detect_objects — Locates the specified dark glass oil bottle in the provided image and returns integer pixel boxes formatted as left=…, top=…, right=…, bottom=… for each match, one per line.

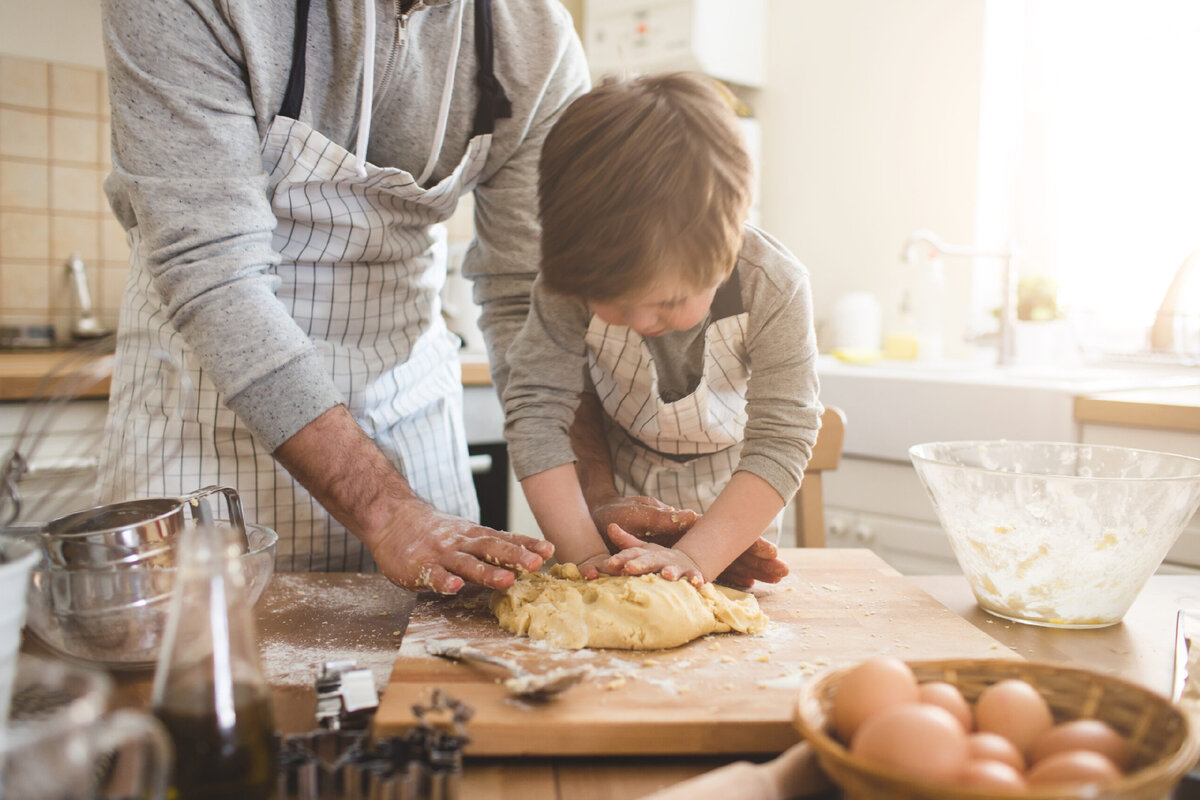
left=151, top=514, right=276, bottom=800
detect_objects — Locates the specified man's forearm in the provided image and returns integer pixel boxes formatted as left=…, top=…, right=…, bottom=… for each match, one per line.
left=571, top=392, right=619, bottom=507
left=273, top=404, right=423, bottom=547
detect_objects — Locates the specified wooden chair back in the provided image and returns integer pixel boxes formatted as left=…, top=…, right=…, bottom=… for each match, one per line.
left=795, top=405, right=846, bottom=548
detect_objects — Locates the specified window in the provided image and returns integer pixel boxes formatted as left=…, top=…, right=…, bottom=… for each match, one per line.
left=977, top=0, right=1200, bottom=358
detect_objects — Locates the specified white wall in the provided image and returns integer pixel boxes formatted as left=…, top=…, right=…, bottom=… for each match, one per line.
left=0, top=0, right=105, bottom=68
left=756, top=0, right=986, bottom=349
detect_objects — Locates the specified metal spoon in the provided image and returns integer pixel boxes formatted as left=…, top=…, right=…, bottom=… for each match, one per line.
left=425, top=640, right=590, bottom=700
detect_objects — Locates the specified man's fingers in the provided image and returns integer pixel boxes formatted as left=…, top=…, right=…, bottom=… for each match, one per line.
left=488, top=528, right=555, bottom=560
left=414, top=562, right=466, bottom=594
left=717, top=563, right=756, bottom=589
left=461, top=536, right=547, bottom=573
left=743, top=537, right=778, bottom=559
left=443, top=551, right=519, bottom=590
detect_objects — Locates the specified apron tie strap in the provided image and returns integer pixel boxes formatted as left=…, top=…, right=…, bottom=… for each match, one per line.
left=472, top=0, right=512, bottom=137
left=279, top=0, right=312, bottom=119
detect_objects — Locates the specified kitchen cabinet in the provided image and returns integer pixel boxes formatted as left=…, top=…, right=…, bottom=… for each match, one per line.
left=582, top=0, right=766, bottom=88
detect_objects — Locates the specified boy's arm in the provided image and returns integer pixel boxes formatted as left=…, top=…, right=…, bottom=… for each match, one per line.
left=520, top=463, right=612, bottom=578
left=606, top=471, right=785, bottom=583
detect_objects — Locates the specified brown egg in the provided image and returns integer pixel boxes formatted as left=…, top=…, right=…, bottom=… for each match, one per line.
left=974, top=679, right=1054, bottom=756
left=967, top=732, right=1026, bottom=773
left=1030, top=719, right=1132, bottom=771
left=1027, top=749, right=1122, bottom=786
left=918, top=681, right=973, bottom=731
left=833, top=656, right=919, bottom=742
left=959, top=759, right=1027, bottom=792
left=851, top=703, right=969, bottom=783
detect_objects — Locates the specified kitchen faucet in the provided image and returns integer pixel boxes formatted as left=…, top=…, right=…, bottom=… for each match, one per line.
left=66, top=253, right=111, bottom=340
left=901, top=230, right=1018, bottom=366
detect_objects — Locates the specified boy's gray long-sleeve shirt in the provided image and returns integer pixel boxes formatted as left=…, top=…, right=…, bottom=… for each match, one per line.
left=101, top=0, right=589, bottom=450
left=503, top=226, right=823, bottom=504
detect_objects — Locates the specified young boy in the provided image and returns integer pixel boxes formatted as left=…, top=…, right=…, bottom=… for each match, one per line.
left=502, top=72, right=822, bottom=585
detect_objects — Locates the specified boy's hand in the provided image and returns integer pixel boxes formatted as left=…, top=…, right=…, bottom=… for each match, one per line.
left=575, top=550, right=620, bottom=579
left=591, top=494, right=699, bottom=540
left=604, top=525, right=705, bottom=584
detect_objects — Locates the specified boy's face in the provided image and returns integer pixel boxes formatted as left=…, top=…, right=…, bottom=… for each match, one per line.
left=589, top=278, right=721, bottom=338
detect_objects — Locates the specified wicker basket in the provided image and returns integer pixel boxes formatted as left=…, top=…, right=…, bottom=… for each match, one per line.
left=793, top=658, right=1200, bottom=800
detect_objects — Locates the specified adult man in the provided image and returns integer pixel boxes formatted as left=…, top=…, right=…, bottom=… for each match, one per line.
left=98, top=0, right=786, bottom=592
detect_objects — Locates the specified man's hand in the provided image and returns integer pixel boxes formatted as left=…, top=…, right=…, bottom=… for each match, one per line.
left=275, top=405, right=554, bottom=595
left=713, top=536, right=789, bottom=589
left=368, top=499, right=554, bottom=594
left=591, top=493, right=699, bottom=541
left=598, top=505, right=788, bottom=588
left=604, top=525, right=704, bottom=584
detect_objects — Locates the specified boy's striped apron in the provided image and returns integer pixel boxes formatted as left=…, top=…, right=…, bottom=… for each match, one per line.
left=585, top=272, right=782, bottom=542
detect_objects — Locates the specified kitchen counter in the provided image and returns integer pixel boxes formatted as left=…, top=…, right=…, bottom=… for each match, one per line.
left=23, top=551, right=1200, bottom=799
left=0, top=349, right=494, bottom=402
left=1075, top=384, right=1200, bottom=433
left=0, top=350, right=112, bottom=400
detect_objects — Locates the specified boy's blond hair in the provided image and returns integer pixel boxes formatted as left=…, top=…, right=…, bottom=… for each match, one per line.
left=538, top=72, right=754, bottom=301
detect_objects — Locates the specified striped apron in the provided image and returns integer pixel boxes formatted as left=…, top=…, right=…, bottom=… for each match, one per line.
left=99, top=0, right=510, bottom=571
left=586, top=272, right=782, bottom=541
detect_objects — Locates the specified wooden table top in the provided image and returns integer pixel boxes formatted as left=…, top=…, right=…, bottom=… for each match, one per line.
left=23, top=551, right=1200, bottom=800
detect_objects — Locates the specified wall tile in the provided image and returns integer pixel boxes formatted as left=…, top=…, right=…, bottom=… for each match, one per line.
left=0, top=108, right=49, bottom=160
left=49, top=165, right=101, bottom=214
left=0, top=260, right=50, bottom=312
left=97, top=71, right=110, bottom=120
left=100, top=216, right=129, bottom=263
left=0, top=57, right=49, bottom=110
left=51, top=115, right=99, bottom=164
left=0, top=160, right=49, bottom=209
left=0, top=211, right=50, bottom=260
left=51, top=215, right=100, bottom=264
left=49, top=64, right=99, bottom=115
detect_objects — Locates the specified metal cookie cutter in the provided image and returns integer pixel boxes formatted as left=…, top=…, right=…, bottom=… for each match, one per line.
left=316, top=660, right=380, bottom=731
left=278, top=667, right=473, bottom=800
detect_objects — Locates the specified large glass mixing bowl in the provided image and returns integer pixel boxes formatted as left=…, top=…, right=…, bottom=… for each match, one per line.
left=910, top=441, right=1200, bottom=628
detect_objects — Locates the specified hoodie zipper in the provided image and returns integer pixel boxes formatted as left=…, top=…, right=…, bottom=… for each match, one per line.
left=373, top=0, right=412, bottom=111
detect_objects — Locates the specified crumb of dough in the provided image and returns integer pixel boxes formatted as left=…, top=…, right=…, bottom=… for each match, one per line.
left=642, top=659, right=660, bottom=667
left=604, top=677, right=627, bottom=691
left=720, top=656, right=736, bottom=663
left=756, top=654, right=771, bottom=663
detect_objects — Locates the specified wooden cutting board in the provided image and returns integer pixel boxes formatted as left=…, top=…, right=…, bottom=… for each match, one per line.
left=375, top=548, right=1015, bottom=756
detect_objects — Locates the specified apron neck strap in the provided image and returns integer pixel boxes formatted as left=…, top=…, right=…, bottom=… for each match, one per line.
left=710, top=268, right=744, bottom=321
left=353, top=0, right=377, bottom=163
left=279, top=0, right=510, bottom=159
left=471, top=0, right=512, bottom=137
left=278, top=0, right=312, bottom=120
